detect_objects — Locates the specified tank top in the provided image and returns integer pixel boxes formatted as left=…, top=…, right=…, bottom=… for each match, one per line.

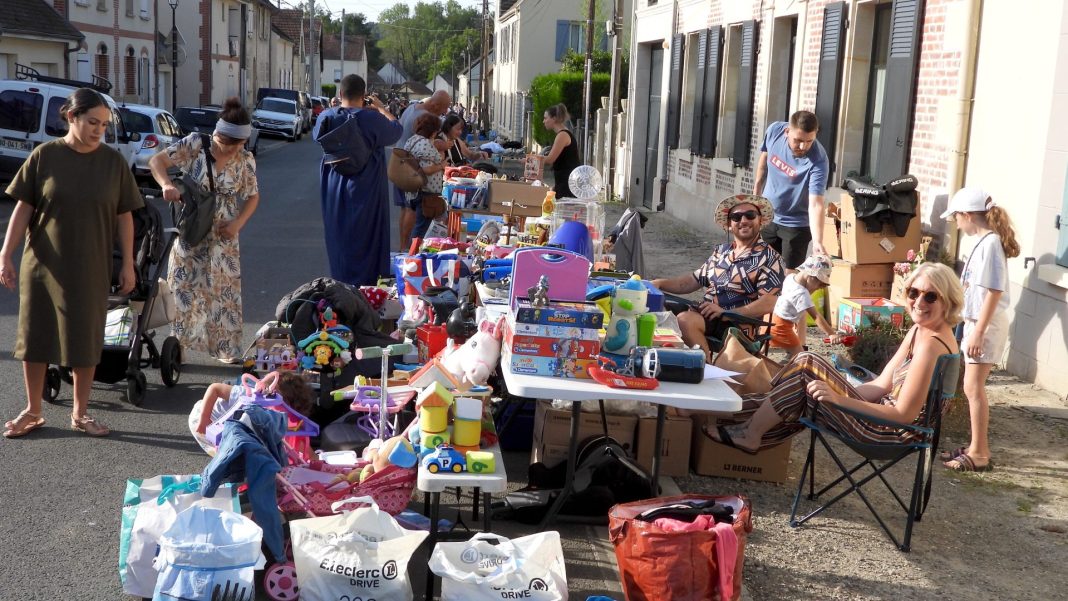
left=445, top=138, right=467, bottom=166
left=551, top=129, right=581, bottom=198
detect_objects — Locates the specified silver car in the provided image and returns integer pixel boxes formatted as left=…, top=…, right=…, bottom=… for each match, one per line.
left=252, top=98, right=302, bottom=141
left=119, top=105, right=183, bottom=180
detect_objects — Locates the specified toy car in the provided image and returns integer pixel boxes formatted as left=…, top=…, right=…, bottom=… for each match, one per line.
left=422, top=444, right=467, bottom=474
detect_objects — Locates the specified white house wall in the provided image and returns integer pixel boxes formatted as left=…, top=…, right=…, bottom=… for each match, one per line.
left=0, top=38, right=68, bottom=80
left=68, top=0, right=156, bottom=104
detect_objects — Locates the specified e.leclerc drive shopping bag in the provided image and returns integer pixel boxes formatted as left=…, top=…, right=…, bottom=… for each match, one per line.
left=428, top=532, right=568, bottom=601
left=290, top=496, right=428, bottom=601
left=118, top=475, right=240, bottom=597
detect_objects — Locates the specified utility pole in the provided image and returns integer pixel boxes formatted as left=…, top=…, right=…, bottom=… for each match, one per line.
left=479, top=0, right=489, bottom=133
left=581, top=0, right=596, bottom=164
left=605, top=0, right=623, bottom=203
left=340, top=9, right=346, bottom=83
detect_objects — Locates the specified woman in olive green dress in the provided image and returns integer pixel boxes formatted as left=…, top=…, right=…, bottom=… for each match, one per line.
left=0, top=88, right=142, bottom=438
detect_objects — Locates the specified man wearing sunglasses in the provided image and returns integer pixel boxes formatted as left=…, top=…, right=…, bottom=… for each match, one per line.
left=753, top=110, right=829, bottom=269
left=652, top=194, right=785, bottom=361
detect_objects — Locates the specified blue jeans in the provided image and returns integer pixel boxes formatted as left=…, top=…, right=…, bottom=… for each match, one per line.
left=409, top=193, right=433, bottom=244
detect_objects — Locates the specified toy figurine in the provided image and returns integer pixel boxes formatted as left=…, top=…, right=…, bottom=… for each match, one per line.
left=602, top=277, right=648, bottom=356
left=446, top=299, right=478, bottom=340
left=527, top=275, right=550, bottom=308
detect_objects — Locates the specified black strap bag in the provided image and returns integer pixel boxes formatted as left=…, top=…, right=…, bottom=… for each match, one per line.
left=316, top=108, right=372, bottom=177
left=174, top=134, right=217, bottom=246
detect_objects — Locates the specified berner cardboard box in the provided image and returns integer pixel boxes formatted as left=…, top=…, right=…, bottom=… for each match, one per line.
left=827, top=259, right=894, bottom=327
left=839, top=196, right=921, bottom=264
left=531, top=400, right=638, bottom=468
left=488, top=180, right=547, bottom=218
left=634, top=414, right=693, bottom=478
left=690, top=415, right=793, bottom=484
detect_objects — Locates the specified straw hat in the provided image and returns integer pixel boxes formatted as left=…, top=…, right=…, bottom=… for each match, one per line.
left=714, top=194, right=775, bottom=230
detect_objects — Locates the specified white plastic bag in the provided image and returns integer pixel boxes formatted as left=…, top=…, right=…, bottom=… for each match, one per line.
left=118, top=475, right=241, bottom=598
left=291, top=496, right=428, bottom=601
left=152, top=506, right=265, bottom=601
left=428, top=532, right=568, bottom=601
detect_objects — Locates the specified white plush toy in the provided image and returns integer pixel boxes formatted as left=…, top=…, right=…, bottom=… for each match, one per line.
left=441, top=314, right=504, bottom=387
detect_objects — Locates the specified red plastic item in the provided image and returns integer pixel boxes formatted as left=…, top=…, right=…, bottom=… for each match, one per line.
left=416, top=323, right=448, bottom=363
left=610, top=494, right=752, bottom=601
left=589, top=366, right=659, bottom=390
left=823, top=335, right=857, bottom=346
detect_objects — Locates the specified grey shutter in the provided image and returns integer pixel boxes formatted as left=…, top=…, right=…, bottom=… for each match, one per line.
left=875, top=0, right=924, bottom=183
left=814, top=2, right=847, bottom=181
left=732, top=20, right=758, bottom=167
left=666, top=33, right=684, bottom=150
left=690, top=29, right=709, bottom=153
left=698, top=26, right=724, bottom=157
left=555, top=20, right=569, bottom=61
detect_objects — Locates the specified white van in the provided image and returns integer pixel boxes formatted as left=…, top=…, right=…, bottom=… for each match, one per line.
left=0, top=77, right=141, bottom=187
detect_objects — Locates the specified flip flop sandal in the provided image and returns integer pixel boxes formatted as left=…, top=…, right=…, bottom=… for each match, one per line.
left=939, top=446, right=967, bottom=462
left=945, top=451, right=993, bottom=472
left=3, top=411, right=45, bottom=438
left=703, top=424, right=759, bottom=456
left=71, top=415, right=110, bottom=437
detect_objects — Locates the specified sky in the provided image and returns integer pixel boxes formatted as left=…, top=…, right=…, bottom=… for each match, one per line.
left=313, top=0, right=488, bottom=23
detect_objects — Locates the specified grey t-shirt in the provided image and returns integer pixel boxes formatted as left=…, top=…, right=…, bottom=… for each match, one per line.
left=397, top=102, right=429, bottom=149
left=962, top=233, right=1009, bottom=320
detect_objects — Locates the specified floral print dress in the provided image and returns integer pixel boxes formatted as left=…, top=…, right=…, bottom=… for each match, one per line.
left=165, top=134, right=258, bottom=361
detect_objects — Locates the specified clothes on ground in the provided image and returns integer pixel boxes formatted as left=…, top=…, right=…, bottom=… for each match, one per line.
left=479, top=141, right=505, bottom=154
left=961, top=232, right=1009, bottom=318
left=315, top=106, right=402, bottom=286
left=200, top=404, right=287, bottom=562
left=550, top=129, right=581, bottom=199
left=165, top=133, right=257, bottom=361
left=691, top=240, right=785, bottom=310
left=737, top=339, right=949, bottom=450
left=6, top=139, right=143, bottom=366
left=759, top=122, right=828, bottom=227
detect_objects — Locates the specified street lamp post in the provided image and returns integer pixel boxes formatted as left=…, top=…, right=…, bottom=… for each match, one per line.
left=169, top=0, right=178, bottom=113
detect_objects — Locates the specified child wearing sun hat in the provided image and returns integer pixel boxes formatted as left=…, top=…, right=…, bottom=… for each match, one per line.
left=769, top=254, right=839, bottom=357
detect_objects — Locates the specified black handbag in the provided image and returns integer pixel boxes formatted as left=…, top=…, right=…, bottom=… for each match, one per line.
left=175, top=134, right=217, bottom=246
left=316, top=108, right=372, bottom=177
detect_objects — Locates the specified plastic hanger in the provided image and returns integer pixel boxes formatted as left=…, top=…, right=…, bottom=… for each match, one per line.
left=206, top=372, right=319, bottom=445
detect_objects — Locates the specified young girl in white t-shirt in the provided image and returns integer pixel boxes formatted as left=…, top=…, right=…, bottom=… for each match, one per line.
left=939, top=187, right=1019, bottom=472
left=769, top=254, right=839, bottom=358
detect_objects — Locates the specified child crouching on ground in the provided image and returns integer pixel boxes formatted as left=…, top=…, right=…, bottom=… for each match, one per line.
left=770, top=255, right=839, bottom=358
left=189, top=371, right=315, bottom=456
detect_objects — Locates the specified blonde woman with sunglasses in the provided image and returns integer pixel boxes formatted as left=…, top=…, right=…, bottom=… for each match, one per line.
left=704, top=263, right=961, bottom=454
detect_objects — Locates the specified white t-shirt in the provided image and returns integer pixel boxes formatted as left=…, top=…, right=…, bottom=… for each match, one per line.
left=961, top=233, right=1009, bottom=320
left=773, top=274, right=814, bottom=322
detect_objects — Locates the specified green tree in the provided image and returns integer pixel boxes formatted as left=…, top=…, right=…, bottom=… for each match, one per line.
left=376, top=1, right=481, bottom=84
left=321, top=12, right=383, bottom=71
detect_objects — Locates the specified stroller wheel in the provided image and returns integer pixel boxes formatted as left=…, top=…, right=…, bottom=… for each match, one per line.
left=43, top=367, right=62, bottom=403
left=126, top=371, right=147, bottom=406
left=160, top=336, right=182, bottom=387
left=58, top=366, right=73, bottom=385
left=263, top=562, right=299, bottom=601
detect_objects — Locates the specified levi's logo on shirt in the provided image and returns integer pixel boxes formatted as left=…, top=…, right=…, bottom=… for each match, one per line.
left=770, top=154, right=797, bottom=177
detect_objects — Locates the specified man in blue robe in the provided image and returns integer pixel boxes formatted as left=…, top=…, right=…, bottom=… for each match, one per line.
left=313, top=74, right=402, bottom=286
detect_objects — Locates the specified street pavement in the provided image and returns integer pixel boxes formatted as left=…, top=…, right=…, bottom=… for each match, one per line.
left=0, top=137, right=626, bottom=600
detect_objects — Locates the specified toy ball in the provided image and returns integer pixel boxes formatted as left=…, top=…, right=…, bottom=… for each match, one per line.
left=549, top=220, right=593, bottom=261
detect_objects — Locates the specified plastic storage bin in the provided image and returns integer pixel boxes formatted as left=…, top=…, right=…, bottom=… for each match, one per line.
left=550, top=199, right=605, bottom=255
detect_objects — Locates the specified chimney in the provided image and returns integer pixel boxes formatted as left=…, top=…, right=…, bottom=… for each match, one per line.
left=53, top=0, right=68, bottom=18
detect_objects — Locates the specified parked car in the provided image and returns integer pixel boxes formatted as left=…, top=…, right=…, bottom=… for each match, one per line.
left=173, top=106, right=259, bottom=155
left=0, top=74, right=140, bottom=186
left=118, top=104, right=183, bottom=180
left=251, top=97, right=301, bottom=141
left=256, top=87, right=311, bottom=133
left=311, top=96, right=326, bottom=120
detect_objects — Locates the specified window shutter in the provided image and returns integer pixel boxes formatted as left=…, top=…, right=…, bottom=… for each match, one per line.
left=875, top=0, right=924, bottom=183
left=815, top=2, right=847, bottom=181
left=555, top=21, right=569, bottom=61
left=666, top=33, right=685, bottom=150
left=698, top=26, right=724, bottom=157
left=690, top=30, right=709, bottom=153
left=732, top=20, right=758, bottom=167
left=1058, top=162, right=1068, bottom=267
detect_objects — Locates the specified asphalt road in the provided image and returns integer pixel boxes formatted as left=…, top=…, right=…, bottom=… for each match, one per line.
left=0, top=135, right=338, bottom=600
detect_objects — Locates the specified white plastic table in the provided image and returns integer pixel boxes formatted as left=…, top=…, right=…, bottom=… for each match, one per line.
left=417, top=444, right=507, bottom=601
left=501, top=366, right=742, bottom=526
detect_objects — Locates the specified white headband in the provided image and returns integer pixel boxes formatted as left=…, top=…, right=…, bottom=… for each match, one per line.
left=215, top=118, right=252, bottom=140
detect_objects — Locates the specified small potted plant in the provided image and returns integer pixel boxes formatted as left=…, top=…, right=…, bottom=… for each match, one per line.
left=848, top=314, right=913, bottom=373
left=890, top=237, right=932, bottom=304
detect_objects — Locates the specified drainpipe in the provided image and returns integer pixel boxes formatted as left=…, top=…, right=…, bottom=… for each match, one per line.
left=657, top=0, right=679, bottom=212
left=63, top=39, right=81, bottom=80
left=945, top=0, right=982, bottom=259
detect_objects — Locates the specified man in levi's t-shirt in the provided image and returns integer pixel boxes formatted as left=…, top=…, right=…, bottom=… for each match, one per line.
left=754, top=110, right=829, bottom=270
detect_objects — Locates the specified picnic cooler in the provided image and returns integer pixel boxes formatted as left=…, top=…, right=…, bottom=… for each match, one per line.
left=608, top=494, right=752, bottom=601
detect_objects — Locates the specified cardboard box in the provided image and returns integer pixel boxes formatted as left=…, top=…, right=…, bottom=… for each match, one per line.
left=531, top=400, right=638, bottom=467
left=505, top=352, right=596, bottom=379
left=890, top=272, right=909, bottom=305
left=513, top=299, right=605, bottom=329
left=635, top=415, right=693, bottom=478
left=839, top=198, right=921, bottom=264
left=690, top=416, right=793, bottom=483
left=503, top=329, right=601, bottom=359
left=827, top=260, right=894, bottom=328
left=488, top=180, right=547, bottom=217
left=822, top=216, right=842, bottom=258
left=837, top=297, right=907, bottom=333
left=507, top=319, right=602, bottom=340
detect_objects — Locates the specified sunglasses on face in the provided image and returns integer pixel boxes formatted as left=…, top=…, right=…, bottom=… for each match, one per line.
left=729, top=210, right=760, bottom=223
left=906, top=287, right=940, bottom=304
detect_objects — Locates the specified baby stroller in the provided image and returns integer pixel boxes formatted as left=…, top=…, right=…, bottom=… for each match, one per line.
left=43, top=189, right=183, bottom=406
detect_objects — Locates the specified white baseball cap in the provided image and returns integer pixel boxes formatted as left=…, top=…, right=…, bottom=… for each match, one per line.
left=940, top=187, right=993, bottom=219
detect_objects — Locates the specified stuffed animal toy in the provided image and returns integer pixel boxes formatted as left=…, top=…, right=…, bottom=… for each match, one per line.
left=359, top=435, right=418, bottom=482
left=441, top=315, right=504, bottom=387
